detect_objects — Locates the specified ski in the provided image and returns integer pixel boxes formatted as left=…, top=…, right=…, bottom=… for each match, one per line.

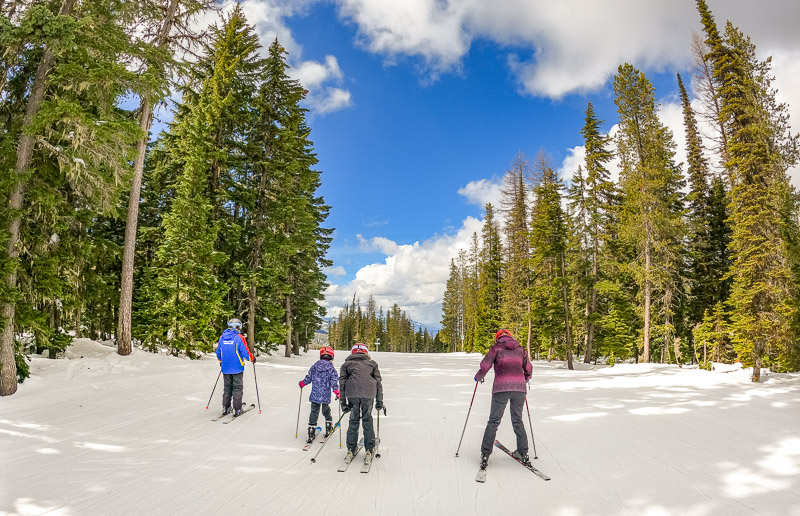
left=494, top=440, right=550, bottom=481
left=338, top=438, right=364, bottom=472
left=360, top=449, right=375, bottom=473
left=302, top=427, right=323, bottom=451
left=222, top=404, right=256, bottom=424
left=211, top=410, right=233, bottom=422
left=476, top=466, right=487, bottom=483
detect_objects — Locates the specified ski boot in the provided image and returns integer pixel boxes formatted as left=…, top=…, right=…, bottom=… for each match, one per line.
left=511, top=449, right=531, bottom=466
left=345, top=449, right=355, bottom=463
left=325, top=421, right=334, bottom=437
left=364, top=449, right=374, bottom=465
left=233, top=408, right=243, bottom=417
left=479, top=454, right=489, bottom=470
left=221, top=406, right=232, bottom=417
left=307, top=426, right=316, bottom=444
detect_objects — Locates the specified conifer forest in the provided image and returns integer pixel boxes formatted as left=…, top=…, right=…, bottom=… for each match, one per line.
left=439, top=1, right=800, bottom=381
left=0, top=1, right=332, bottom=395
left=1, top=0, right=799, bottom=399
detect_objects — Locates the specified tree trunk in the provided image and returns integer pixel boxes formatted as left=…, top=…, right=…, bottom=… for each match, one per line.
left=74, top=303, right=82, bottom=339
left=284, top=295, right=292, bottom=357
left=247, top=284, right=256, bottom=350
left=526, top=299, right=532, bottom=359
left=752, top=347, right=762, bottom=382
left=642, top=235, right=652, bottom=363
left=1, top=0, right=77, bottom=396
left=584, top=231, right=599, bottom=363
left=117, top=0, right=181, bottom=356
left=560, top=253, right=574, bottom=370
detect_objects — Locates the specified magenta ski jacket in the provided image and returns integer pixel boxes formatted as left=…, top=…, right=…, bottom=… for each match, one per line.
left=475, top=336, right=532, bottom=393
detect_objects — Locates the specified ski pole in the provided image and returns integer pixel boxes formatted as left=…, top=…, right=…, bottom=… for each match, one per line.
left=525, top=397, right=538, bottom=459
left=205, top=371, right=221, bottom=410
left=295, top=386, right=303, bottom=438
left=338, top=400, right=342, bottom=448
left=455, top=380, right=480, bottom=457
left=376, top=404, right=386, bottom=458
left=310, top=410, right=347, bottom=463
left=252, top=360, right=261, bottom=414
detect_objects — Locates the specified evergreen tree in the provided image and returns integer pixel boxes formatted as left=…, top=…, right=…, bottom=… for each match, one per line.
left=613, top=63, right=686, bottom=364
left=136, top=8, right=260, bottom=356
left=117, top=0, right=214, bottom=356
left=475, top=204, right=503, bottom=353
left=578, top=102, right=615, bottom=362
left=1, top=0, right=159, bottom=394
left=529, top=157, right=573, bottom=368
left=698, top=0, right=800, bottom=379
left=678, top=72, right=731, bottom=338
left=500, top=154, right=531, bottom=348
left=440, top=258, right=461, bottom=352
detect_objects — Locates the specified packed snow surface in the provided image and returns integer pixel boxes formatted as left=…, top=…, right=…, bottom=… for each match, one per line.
left=2, top=339, right=800, bottom=515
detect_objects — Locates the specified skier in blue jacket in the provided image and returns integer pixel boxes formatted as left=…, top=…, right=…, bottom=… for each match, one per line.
left=215, top=318, right=254, bottom=416
left=299, top=346, right=340, bottom=443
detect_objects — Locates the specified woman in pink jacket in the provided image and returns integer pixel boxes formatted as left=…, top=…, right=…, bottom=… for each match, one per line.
left=474, top=329, right=532, bottom=469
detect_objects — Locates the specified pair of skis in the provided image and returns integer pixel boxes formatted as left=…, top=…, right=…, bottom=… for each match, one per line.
left=476, top=440, right=551, bottom=482
left=210, top=403, right=256, bottom=424
left=303, top=425, right=341, bottom=451
left=337, top=437, right=378, bottom=473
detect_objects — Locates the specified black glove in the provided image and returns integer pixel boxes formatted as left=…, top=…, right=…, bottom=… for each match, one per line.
left=342, top=402, right=352, bottom=413
left=375, top=400, right=384, bottom=410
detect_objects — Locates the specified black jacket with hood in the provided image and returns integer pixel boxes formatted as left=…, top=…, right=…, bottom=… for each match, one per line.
left=339, top=353, right=383, bottom=403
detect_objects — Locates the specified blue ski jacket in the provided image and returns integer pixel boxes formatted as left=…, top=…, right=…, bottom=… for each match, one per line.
left=303, top=359, right=340, bottom=404
left=216, top=329, right=253, bottom=374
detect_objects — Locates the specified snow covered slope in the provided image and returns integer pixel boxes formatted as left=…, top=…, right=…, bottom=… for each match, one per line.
left=1, top=340, right=799, bottom=515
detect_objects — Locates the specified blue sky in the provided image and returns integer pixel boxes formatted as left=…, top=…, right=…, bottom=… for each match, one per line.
left=189, top=0, right=800, bottom=329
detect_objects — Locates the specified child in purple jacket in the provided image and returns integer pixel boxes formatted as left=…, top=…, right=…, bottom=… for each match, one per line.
left=299, top=346, right=340, bottom=443
left=475, top=329, right=533, bottom=469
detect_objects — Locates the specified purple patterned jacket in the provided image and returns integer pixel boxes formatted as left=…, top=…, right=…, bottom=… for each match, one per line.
left=475, top=336, right=532, bottom=393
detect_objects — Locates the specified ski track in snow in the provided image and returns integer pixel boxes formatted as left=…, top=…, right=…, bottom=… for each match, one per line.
left=1, top=340, right=800, bottom=516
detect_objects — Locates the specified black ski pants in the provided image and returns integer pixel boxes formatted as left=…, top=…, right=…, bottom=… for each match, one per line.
left=480, top=391, right=528, bottom=456
left=308, top=402, right=332, bottom=426
left=222, top=372, right=244, bottom=411
left=346, top=397, right=375, bottom=452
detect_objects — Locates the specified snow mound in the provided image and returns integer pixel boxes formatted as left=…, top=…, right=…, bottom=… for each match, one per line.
left=63, top=338, right=117, bottom=359
left=710, top=361, right=743, bottom=373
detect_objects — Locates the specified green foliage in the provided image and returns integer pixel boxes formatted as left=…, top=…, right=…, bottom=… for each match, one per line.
left=614, top=63, right=687, bottom=363
left=697, top=1, right=800, bottom=379
left=329, top=298, right=424, bottom=352
left=693, top=302, right=730, bottom=368
left=15, top=347, right=30, bottom=383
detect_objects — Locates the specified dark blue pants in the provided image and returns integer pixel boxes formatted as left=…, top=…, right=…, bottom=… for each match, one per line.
left=308, top=402, right=332, bottom=426
left=222, top=372, right=244, bottom=411
left=481, top=391, right=528, bottom=456
left=346, top=397, right=375, bottom=452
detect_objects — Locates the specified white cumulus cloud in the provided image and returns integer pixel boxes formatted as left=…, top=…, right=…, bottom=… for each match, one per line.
left=324, top=265, right=347, bottom=276
left=457, top=178, right=503, bottom=208
left=323, top=216, right=483, bottom=327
